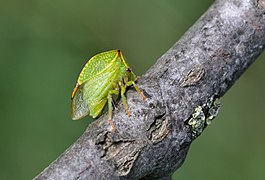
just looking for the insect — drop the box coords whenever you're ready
[71,49,146,131]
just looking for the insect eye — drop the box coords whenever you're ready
[126,68,131,72]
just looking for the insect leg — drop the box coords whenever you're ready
[126,81,146,100]
[107,90,119,132]
[119,83,131,117]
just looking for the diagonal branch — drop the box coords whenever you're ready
[34,0,265,179]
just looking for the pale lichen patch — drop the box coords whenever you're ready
[187,96,221,140]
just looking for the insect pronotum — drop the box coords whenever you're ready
[71,50,146,131]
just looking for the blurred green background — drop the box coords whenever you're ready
[1,0,265,179]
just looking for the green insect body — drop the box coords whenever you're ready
[71,49,146,131]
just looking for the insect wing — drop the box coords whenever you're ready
[71,83,90,120]
[77,50,119,85]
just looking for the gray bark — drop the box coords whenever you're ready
[34,0,265,179]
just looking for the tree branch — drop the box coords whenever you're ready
[35,0,265,179]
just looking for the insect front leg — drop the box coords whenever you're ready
[107,89,119,132]
[126,81,146,100]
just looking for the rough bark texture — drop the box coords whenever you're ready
[35,0,265,179]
